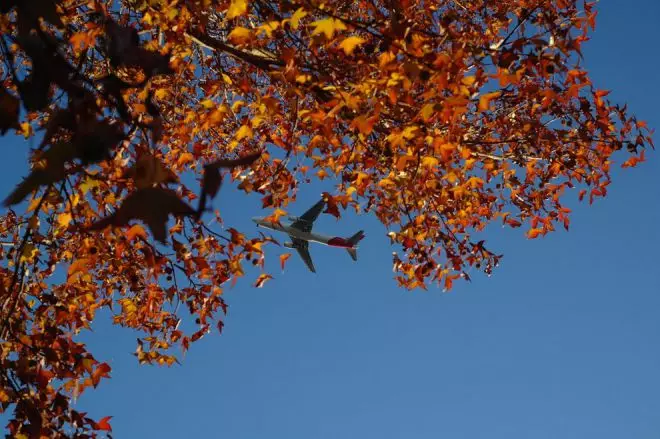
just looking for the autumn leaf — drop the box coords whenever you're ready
[228,27,252,45]
[339,36,366,55]
[227,0,248,19]
[289,8,307,29]
[478,91,502,112]
[57,212,72,229]
[87,187,196,244]
[95,416,112,432]
[235,124,253,141]
[127,152,178,189]
[280,253,292,271]
[311,18,347,39]
[126,224,148,242]
[91,363,111,387]
[68,258,89,279]
[527,228,544,239]
[253,273,273,288]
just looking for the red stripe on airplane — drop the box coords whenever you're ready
[327,237,353,248]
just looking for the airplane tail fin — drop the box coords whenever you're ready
[345,230,365,261]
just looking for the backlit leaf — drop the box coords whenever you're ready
[339,36,366,55]
[227,0,248,19]
[311,18,346,39]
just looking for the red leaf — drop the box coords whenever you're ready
[91,363,111,388]
[95,416,112,432]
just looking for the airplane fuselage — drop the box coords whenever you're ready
[253,219,355,248]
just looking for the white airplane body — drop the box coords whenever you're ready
[252,199,364,273]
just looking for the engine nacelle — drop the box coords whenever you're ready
[283,241,296,249]
[287,216,300,222]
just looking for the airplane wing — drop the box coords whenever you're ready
[290,199,325,233]
[292,238,316,273]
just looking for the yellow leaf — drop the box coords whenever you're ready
[222,73,233,85]
[20,122,32,138]
[57,212,72,228]
[311,18,346,39]
[227,0,247,19]
[20,243,38,264]
[177,152,194,167]
[67,258,89,279]
[200,99,215,109]
[80,177,101,194]
[290,8,307,29]
[421,156,439,169]
[420,103,435,122]
[378,178,396,188]
[228,27,252,45]
[231,100,245,113]
[402,126,419,139]
[257,21,279,38]
[478,91,501,112]
[235,125,253,141]
[154,88,169,100]
[339,36,365,55]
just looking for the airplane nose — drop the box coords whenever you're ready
[251,217,260,223]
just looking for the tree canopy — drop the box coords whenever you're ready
[0,0,652,436]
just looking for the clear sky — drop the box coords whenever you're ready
[2,2,659,438]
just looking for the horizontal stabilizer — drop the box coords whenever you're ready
[346,230,364,261]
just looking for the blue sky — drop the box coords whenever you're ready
[2,2,660,437]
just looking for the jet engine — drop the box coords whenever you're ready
[283,241,296,249]
[287,216,300,222]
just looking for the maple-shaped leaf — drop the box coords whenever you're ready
[228,27,252,45]
[105,19,173,78]
[311,18,346,39]
[87,187,196,243]
[197,152,262,214]
[3,142,76,206]
[339,36,366,55]
[0,87,20,135]
[126,152,178,189]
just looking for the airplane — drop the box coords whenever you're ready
[252,199,365,273]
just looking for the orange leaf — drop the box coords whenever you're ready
[280,253,292,271]
[228,27,252,45]
[68,258,90,278]
[227,0,247,19]
[527,228,543,239]
[95,416,112,432]
[478,91,501,112]
[177,152,194,167]
[126,224,148,242]
[91,362,111,387]
[253,273,273,288]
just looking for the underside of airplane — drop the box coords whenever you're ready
[252,199,364,273]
